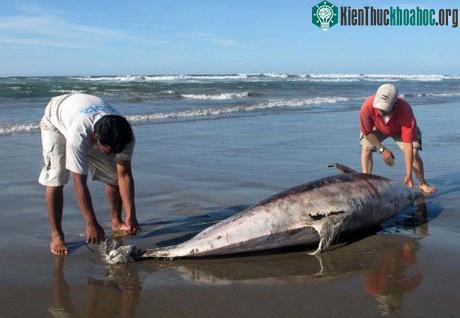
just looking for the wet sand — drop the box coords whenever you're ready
[1,102,460,317]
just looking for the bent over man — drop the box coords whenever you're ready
[360,84,436,194]
[39,93,139,255]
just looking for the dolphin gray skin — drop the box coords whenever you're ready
[135,164,419,260]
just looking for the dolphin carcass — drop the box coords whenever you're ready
[103,164,419,264]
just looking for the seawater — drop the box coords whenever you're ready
[1,73,460,134]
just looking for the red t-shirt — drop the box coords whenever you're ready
[360,96,417,143]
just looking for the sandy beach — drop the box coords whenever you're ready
[1,0,460,315]
[1,95,459,317]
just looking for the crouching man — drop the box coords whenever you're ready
[360,84,436,194]
[39,93,139,255]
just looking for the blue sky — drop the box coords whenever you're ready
[0,0,459,76]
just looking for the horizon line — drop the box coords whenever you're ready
[1,72,458,78]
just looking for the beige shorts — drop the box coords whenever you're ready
[38,116,118,187]
[360,127,422,152]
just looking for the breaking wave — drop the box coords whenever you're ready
[402,92,460,98]
[75,74,249,82]
[73,73,460,83]
[49,89,84,94]
[126,96,349,122]
[0,96,349,136]
[180,92,251,100]
[0,122,40,135]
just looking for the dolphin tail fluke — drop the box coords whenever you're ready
[328,163,359,174]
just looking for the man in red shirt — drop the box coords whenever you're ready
[360,84,436,194]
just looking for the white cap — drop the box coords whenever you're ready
[373,84,398,112]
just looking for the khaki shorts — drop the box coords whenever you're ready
[38,116,118,187]
[360,127,422,152]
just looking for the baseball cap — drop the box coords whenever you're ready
[373,84,398,112]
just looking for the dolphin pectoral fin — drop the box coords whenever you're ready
[307,224,325,255]
[307,214,347,255]
[309,235,330,255]
[328,163,359,174]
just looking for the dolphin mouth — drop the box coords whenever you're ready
[94,239,145,264]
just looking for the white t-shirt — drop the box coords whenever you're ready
[46,93,134,175]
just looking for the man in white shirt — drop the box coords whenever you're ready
[39,93,139,255]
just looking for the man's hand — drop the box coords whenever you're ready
[404,175,414,189]
[121,218,140,235]
[382,149,395,166]
[86,222,105,244]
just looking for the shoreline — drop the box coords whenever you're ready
[1,101,459,316]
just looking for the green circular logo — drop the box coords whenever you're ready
[312,1,338,30]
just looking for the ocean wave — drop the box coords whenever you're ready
[309,73,362,79]
[75,74,249,82]
[49,89,84,94]
[0,96,348,135]
[402,92,460,98]
[73,73,460,83]
[309,78,360,83]
[180,92,251,100]
[260,73,289,78]
[74,75,142,82]
[364,74,453,81]
[0,122,40,135]
[126,96,350,122]
[309,73,459,82]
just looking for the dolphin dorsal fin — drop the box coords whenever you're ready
[328,163,359,174]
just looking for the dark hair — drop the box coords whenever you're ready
[94,115,133,153]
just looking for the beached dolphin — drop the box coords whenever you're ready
[102,163,420,263]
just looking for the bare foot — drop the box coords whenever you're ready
[123,218,140,235]
[50,233,68,255]
[111,220,129,238]
[420,183,436,195]
[112,219,128,232]
[112,219,140,236]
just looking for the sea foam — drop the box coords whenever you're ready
[73,73,460,83]
[180,92,251,100]
[125,96,350,122]
[0,96,349,135]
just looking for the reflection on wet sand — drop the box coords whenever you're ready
[86,264,141,318]
[49,257,141,318]
[49,256,77,318]
[364,239,421,316]
[364,198,428,315]
[142,199,431,314]
[49,199,432,316]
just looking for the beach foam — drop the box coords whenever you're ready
[49,89,84,94]
[73,73,460,83]
[0,96,349,135]
[0,122,40,135]
[402,92,460,98]
[180,92,251,100]
[126,96,350,123]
